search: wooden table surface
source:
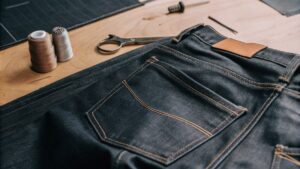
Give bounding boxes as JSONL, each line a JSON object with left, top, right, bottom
{"left": 1, "top": 0, "right": 300, "bottom": 105}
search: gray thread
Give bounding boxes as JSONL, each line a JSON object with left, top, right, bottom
{"left": 52, "top": 26, "right": 73, "bottom": 62}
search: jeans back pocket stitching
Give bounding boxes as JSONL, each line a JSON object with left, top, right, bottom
{"left": 88, "top": 103, "right": 169, "bottom": 163}
{"left": 151, "top": 62, "right": 246, "bottom": 116}
{"left": 87, "top": 59, "right": 154, "bottom": 138}
{"left": 90, "top": 85, "right": 124, "bottom": 139}
{"left": 122, "top": 80, "right": 212, "bottom": 137}
{"left": 87, "top": 60, "right": 153, "bottom": 114}
{"left": 86, "top": 56, "right": 245, "bottom": 164}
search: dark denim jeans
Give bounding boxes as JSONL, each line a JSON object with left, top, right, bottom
{"left": 1, "top": 25, "right": 300, "bottom": 169}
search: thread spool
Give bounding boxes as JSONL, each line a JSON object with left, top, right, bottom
{"left": 52, "top": 27, "right": 73, "bottom": 62}
{"left": 28, "top": 30, "right": 57, "bottom": 73}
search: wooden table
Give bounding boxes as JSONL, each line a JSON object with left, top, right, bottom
{"left": 1, "top": 0, "right": 300, "bottom": 105}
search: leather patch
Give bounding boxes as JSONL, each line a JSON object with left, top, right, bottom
{"left": 212, "top": 38, "right": 267, "bottom": 58}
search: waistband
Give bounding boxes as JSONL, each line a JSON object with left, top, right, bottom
{"left": 174, "top": 24, "right": 300, "bottom": 83}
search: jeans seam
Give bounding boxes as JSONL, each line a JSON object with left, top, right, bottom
{"left": 122, "top": 80, "right": 212, "bottom": 137}
{"left": 86, "top": 60, "right": 152, "bottom": 115}
{"left": 157, "top": 45, "right": 281, "bottom": 90}
{"left": 205, "top": 87, "right": 281, "bottom": 169}
{"left": 210, "top": 116, "right": 232, "bottom": 133}
{"left": 113, "top": 151, "right": 127, "bottom": 169}
{"left": 151, "top": 62, "right": 247, "bottom": 116}
{"left": 271, "top": 153, "right": 281, "bottom": 169}
{"left": 169, "top": 111, "right": 244, "bottom": 161}
{"left": 275, "top": 149, "right": 300, "bottom": 167}
{"left": 279, "top": 55, "right": 300, "bottom": 82}
{"left": 1, "top": 82, "right": 74, "bottom": 117}
{"left": 88, "top": 105, "right": 169, "bottom": 163}
{"left": 283, "top": 88, "right": 300, "bottom": 99}
{"left": 191, "top": 33, "right": 212, "bottom": 46}
{"left": 87, "top": 60, "right": 153, "bottom": 138}
{"left": 90, "top": 85, "right": 123, "bottom": 139}
{"left": 123, "top": 79, "right": 244, "bottom": 162}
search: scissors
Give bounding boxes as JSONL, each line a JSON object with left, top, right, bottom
{"left": 97, "top": 34, "right": 172, "bottom": 54}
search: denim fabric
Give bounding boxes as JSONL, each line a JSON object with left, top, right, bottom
{"left": 0, "top": 0, "right": 141, "bottom": 49}
{"left": 1, "top": 24, "right": 300, "bottom": 169}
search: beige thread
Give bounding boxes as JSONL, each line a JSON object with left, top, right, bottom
{"left": 283, "top": 88, "right": 300, "bottom": 99}
{"left": 286, "top": 152, "right": 300, "bottom": 156}
{"left": 271, "top": 149, "right": 279, "bottom": 169}
{"left": 277, "top": 153, "right": 300, "bottom": 166}
{"left": 122, "top": 80, "right": 212, "bottom": 137}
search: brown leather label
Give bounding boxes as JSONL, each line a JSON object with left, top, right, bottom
{"left": 212, "top": 38, "right": 267, "bottom": 58}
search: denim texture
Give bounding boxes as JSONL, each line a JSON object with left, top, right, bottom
{"left": 0, "top": 0, "right": 141, "bottom": 49}
{"left": 1, "top": 24, "right": 300, "bottom": 169}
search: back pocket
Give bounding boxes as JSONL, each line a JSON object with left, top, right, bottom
{"left": 86, "top": 56, "right": 247, "bottom": 165}
{"left": 271, "top": 145, "right": 300, "bottom": 169}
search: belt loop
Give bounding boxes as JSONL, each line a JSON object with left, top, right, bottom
{"left": 279, "top": 54, "right": 300, "bottom": 83}
{"left": 172, "top": 23, "right": 204, "bottom": 43}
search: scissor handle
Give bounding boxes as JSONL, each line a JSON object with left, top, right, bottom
{"left": 97, "top": 34, "right": 126, "bottom": 55}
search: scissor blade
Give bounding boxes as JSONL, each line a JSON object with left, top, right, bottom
{"left": 133, "top": 36, "right": 172, "bottom": 45}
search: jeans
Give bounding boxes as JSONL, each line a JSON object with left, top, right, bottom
{"left": 1, "top": 24, "right": 300, "bottom": 169}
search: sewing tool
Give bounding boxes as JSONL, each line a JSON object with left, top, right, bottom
{"left": 97, "top": 34, "right": 171, "bottom": 54}
{"left": 167, "top": 1, "right": 209, "bottom": 14}
{"left": 208, "top": 16, "right": 238, "bottom": 34}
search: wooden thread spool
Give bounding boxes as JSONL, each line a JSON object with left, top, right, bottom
{"left": 28, "top": 30, "right": 57, "bottom": 73}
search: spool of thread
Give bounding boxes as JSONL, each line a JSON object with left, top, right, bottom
{"left": 52, "top": 26, "right": 73, "bottom": 62}
{"left": 28, "top": 30, "right": 57, "bottom": 73}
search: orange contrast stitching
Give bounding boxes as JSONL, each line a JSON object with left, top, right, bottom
{"left": 122, "top": 80, "right": 212, "bottom": 137}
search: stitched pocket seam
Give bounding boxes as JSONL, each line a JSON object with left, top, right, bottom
{"left": 272, "top": 146, "right": 300, "bottom": 168}
{"left": 122, "top": 80, "right": 213, "bottom": 137}
{"left": 151, "top": 62, "right": 246, "bottom": 116}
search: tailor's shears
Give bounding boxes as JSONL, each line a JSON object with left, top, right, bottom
{"left": 97, "top": 34, "right": 171, "bottom": 54}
